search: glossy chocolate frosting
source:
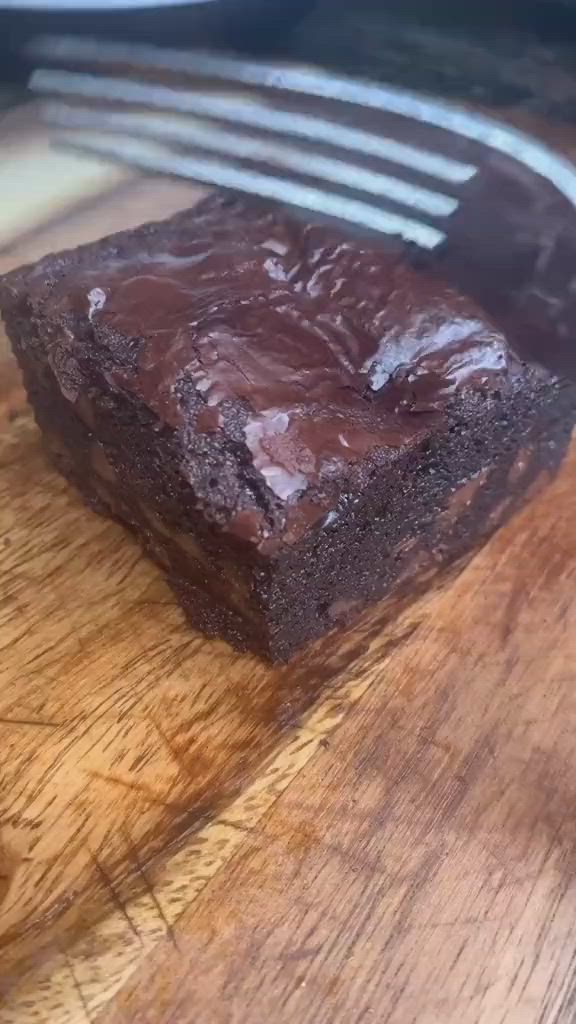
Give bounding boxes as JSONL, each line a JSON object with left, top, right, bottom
{"left": 40, "top": 194, "right": 515, "bottom": 511}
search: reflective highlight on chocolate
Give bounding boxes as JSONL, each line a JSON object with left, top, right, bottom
{"left": 45, "top": 196, "right": 515, "bottom": 513}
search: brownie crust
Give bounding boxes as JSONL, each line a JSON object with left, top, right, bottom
{"left": 2, "top": 193, "right": 575, "bottom": 660}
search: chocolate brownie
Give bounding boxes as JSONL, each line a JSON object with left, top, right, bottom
{"left": 1, "top": 192, "right": 575, "bottom": 660}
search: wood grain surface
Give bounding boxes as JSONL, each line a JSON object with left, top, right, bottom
{"left": 98, "top": 447, "right": 576, "bottom": 1024}
{"left": 1, "top": 105, "right": 576, "bottom": 1024}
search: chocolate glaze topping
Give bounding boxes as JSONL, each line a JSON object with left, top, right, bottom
{"left": 41, "top": 195, "right": 514, "bottom": 509}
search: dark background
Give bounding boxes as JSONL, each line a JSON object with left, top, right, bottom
{"left": 1, "top": 0, "right": 576, "bottom": 123}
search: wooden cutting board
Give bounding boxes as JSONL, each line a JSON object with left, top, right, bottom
{"left": 2, "top": 109, "right": 576, "bottom": 1024}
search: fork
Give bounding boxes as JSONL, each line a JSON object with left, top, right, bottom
{"left": 25, "top": 34, "right": 576, "bottom": 257}
{"left": 23, "top": 32, "right": 575, "bottom": 256}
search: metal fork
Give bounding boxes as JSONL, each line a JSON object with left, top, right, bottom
{"left": 27, "top": 34, "right": 576, "bottom": 254}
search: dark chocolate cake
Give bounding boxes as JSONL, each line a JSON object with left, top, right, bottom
{"left": 1, "top": 192, "right": 575, "bottom": 660}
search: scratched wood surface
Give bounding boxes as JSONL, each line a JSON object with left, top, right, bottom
{"left": 1, "top": 107, "right": 576, "bottom": 1024}
{"left": 97, "top": 445, "right": 576, "bottom": 1024}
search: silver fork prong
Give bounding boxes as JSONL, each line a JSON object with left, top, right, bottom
{"left": 30, "top": 67, "right": 476, "bottom": 186}
{"left": 29, "top": 35, "right": 576, "bottom": 207}
{"left": 44, "top": 103, "right": 459, "bottom": 219}
{"left": 56, "top": 131, "right": 447, "bottom": 250}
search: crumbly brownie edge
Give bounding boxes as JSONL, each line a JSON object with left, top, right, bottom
{"left": 258, "top": 378, "right": 576, "bottom": 658}
{"left": 5, "top": 287, "right": 575, "bottom": 661}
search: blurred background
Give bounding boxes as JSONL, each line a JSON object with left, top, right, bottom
{"left": 1, "top": 0, "right": 576, "bottom": 252}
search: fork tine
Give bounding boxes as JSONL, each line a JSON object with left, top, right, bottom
{"left": 44, "top": 103, "right": 458, "bottom": 218}
{"left": 56, "top": 131, "right": 446, "bottom": 249}
{"left": 29, "top": 35, "right": 576, "bottom": 207}
{"left": 29, "top": 66, "right": 476, "bottom": 186}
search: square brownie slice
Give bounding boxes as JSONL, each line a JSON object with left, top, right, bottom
{"left": 1, "top": 192, "right": 575, "bottom": 661}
